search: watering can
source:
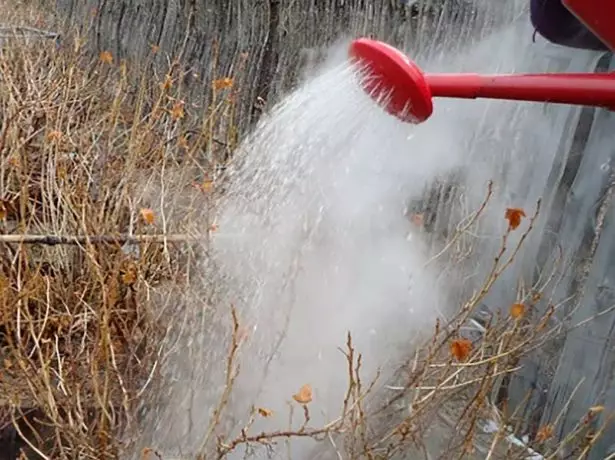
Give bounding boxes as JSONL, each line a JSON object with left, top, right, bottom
{"left": 350, "top": 0, "right": 615, "bottom": 124}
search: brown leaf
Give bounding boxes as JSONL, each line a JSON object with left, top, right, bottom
{"left": 160, "top": 75, "right": 173, "bottom": 91}
{"left": 177, "top": 136, "right": 189, "bottom": 149}
{"left": 510, "top": 303, "right": 526, "bottom": 319}
{"left": 0, "top": 201, "right": 6, "bottom": 221}
{"left": 140, "top": 448, "right": 162, "bottom": 460}
{"left": 450, "top": 338, "right": 472, "bottom": 362}
{"left": 140, "top": 208, "right": 155, "bottom": 225}
{"left": 170, "top": 102, "right": 185, "bottom": 120}
{"left": 292, "top": 384, "right": 313, "bottom": 404}
{"left": 150, "top": 44, "right": 160, "bottom": 54}
{"left": 257, "top": 407, "right": 274, "bottom": 417}
{"left": 202, "top": 180, "right": 214, "bottom": 193}
{"left": 45, "top": 130, "right": 63, "bottom": 143}
{"left": 212, "top": 77, "right": 234, "bottom": 90}
{"left": 505, "top": 207, "right": 526, "bottom": 230}
{"left": 121, "top": 264, "right": 138, "bottom": 286}
{"left": 99, "top": 51, "right": 113, "bottom": 64}
{"left": 535, "top": 424, "right": 553, "bottom": 442}
{"left": 7, "top": 155, "right": 20, "bottom": 168}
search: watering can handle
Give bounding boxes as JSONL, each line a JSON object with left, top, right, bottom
{"left": 426, "top": 72, "right": 615, "bottom": 109}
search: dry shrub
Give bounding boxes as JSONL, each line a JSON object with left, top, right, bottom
{"left": 0, "top": 23, "right": 237, "bottom": 458}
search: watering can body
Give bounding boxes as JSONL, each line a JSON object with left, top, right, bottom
{"left": 531, "top": 0, "right": 615, "bottom": 52}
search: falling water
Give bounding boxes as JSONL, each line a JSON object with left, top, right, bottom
{"left": 138, "top": 7, "right": 603, "bottom": 459}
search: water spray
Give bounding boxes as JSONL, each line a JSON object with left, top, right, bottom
{"left": 349, "top": 37, "right": 615, "bottom": 124}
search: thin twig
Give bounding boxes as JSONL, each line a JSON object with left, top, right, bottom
{"left": 0, "top": 233, "right": 205, "bottom": 245}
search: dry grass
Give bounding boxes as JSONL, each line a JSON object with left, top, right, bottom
{"left": 0, "top": 14, "right": 232, "bottom": 457}
{"left": 0, "top": 4, "right": 613, "bottom": 460}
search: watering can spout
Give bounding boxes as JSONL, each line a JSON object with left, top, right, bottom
{"left": 349, "top": 38, "right": 615, "bottom": 124}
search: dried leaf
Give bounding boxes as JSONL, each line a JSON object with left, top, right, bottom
{"left": 140, "top": 448, "right": 161, "bottom": 460}
{"left": 140, "top": 208, "right": 155, "bottom": 225}
{"left": 99, "top": 51, "right": 113, "bottom": 64}
{"left": 589, "top": 405, "right": 605, "bottom": 414}
{"left": 450, "top": 338, "right": 472, "bottom": 362}
{"left": 170, "top": 102, "right": 185, "bottom": 120}
{"left": 7, "top": 155, "right": 20, "bottom": 168}
{"left": 45, "top": 130, "right": 63, "bottom": 143}
{"left": 257, "top": 407, "right": 273, "bottom": 417}
{"left": 0, "top": 201, "right": 6, "bottom": 221}
{"left": 213, "top": 77, "right": 234, "bottom": 90}
{"left": 150, "top": 44, "right": 160, "bottom": 54}
{"left": 121, "top": 264, "right": 138, "bottom": 286}
{"left": 177, "top": 136, "right": 189, "bottom": 149}
{"left": 160, "top": 74, "right": 173, "bottom": 91}
{"left": 535, "top": 424, "right": 553, "bottom": 442}
{"left": 510, "top": 303, "right": 526, "bottom": 319}
{"left": 505, "top": 207, "right": 526, "bottom": 230}
{"left": 202, "top": 180, "right": 214, "bottom": 193}
{"left": 292, "top": 384, "right": 313, "bottom": 404}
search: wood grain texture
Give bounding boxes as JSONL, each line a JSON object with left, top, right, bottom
{"left": 52, "top": 0, "right": 517, "bottom": 134}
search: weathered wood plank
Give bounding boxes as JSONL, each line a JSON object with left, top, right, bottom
{"left": 51, "top": 0, "right": 520, "bottom": 135}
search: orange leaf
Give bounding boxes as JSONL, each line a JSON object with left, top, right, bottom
{"left": 99, "top": 51, "right": 113, "bottom": 64}
{"left": 45, "top": 131, "right": 63, "bottom": 143}
{"left": 140, "top": 208, "right": 155, "bottom": 225}
{"left": 450, "top": 338, "right": 472, "bottom": 362}
{"left": 292, "top": 384, "right": 313, "bottom": 404}
{"left": 7, "top": 155, "right": 20, "bottom": 168}
{"left": 505, "top": 207, "right": 526, "bottom": 230}
{"left": 510, "top": 303, "right": 526, "bottom": 319}
{"left": 257, "top": 407, "right": 273, "bottom": 417}
{"left": 202, "top": 180, "right": 214, "bottom": 193}
{"left": 170, "top": 102, "right": 185, "bottom": 120}
{"left": 121, "top": 265, "right": 137, "bottom": 286}
{"left": 213, "top": 77, "right": 234, "bottom": 90}
{"left": 160, "top": 74, "right": 173, "bottom": 91}
{"left": 177, "top": 136, "right": 189, "bottom": 149}
{"left": 535, "top": 424, "right": 553, "bottom": 442}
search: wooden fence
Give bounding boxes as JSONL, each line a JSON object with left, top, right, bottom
{"left": 52, "top": 0, "right": 520, "bottom": 135}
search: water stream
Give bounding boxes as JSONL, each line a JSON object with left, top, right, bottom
{"left": 138, "top": 9, "right": 603, "bottom": 460}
